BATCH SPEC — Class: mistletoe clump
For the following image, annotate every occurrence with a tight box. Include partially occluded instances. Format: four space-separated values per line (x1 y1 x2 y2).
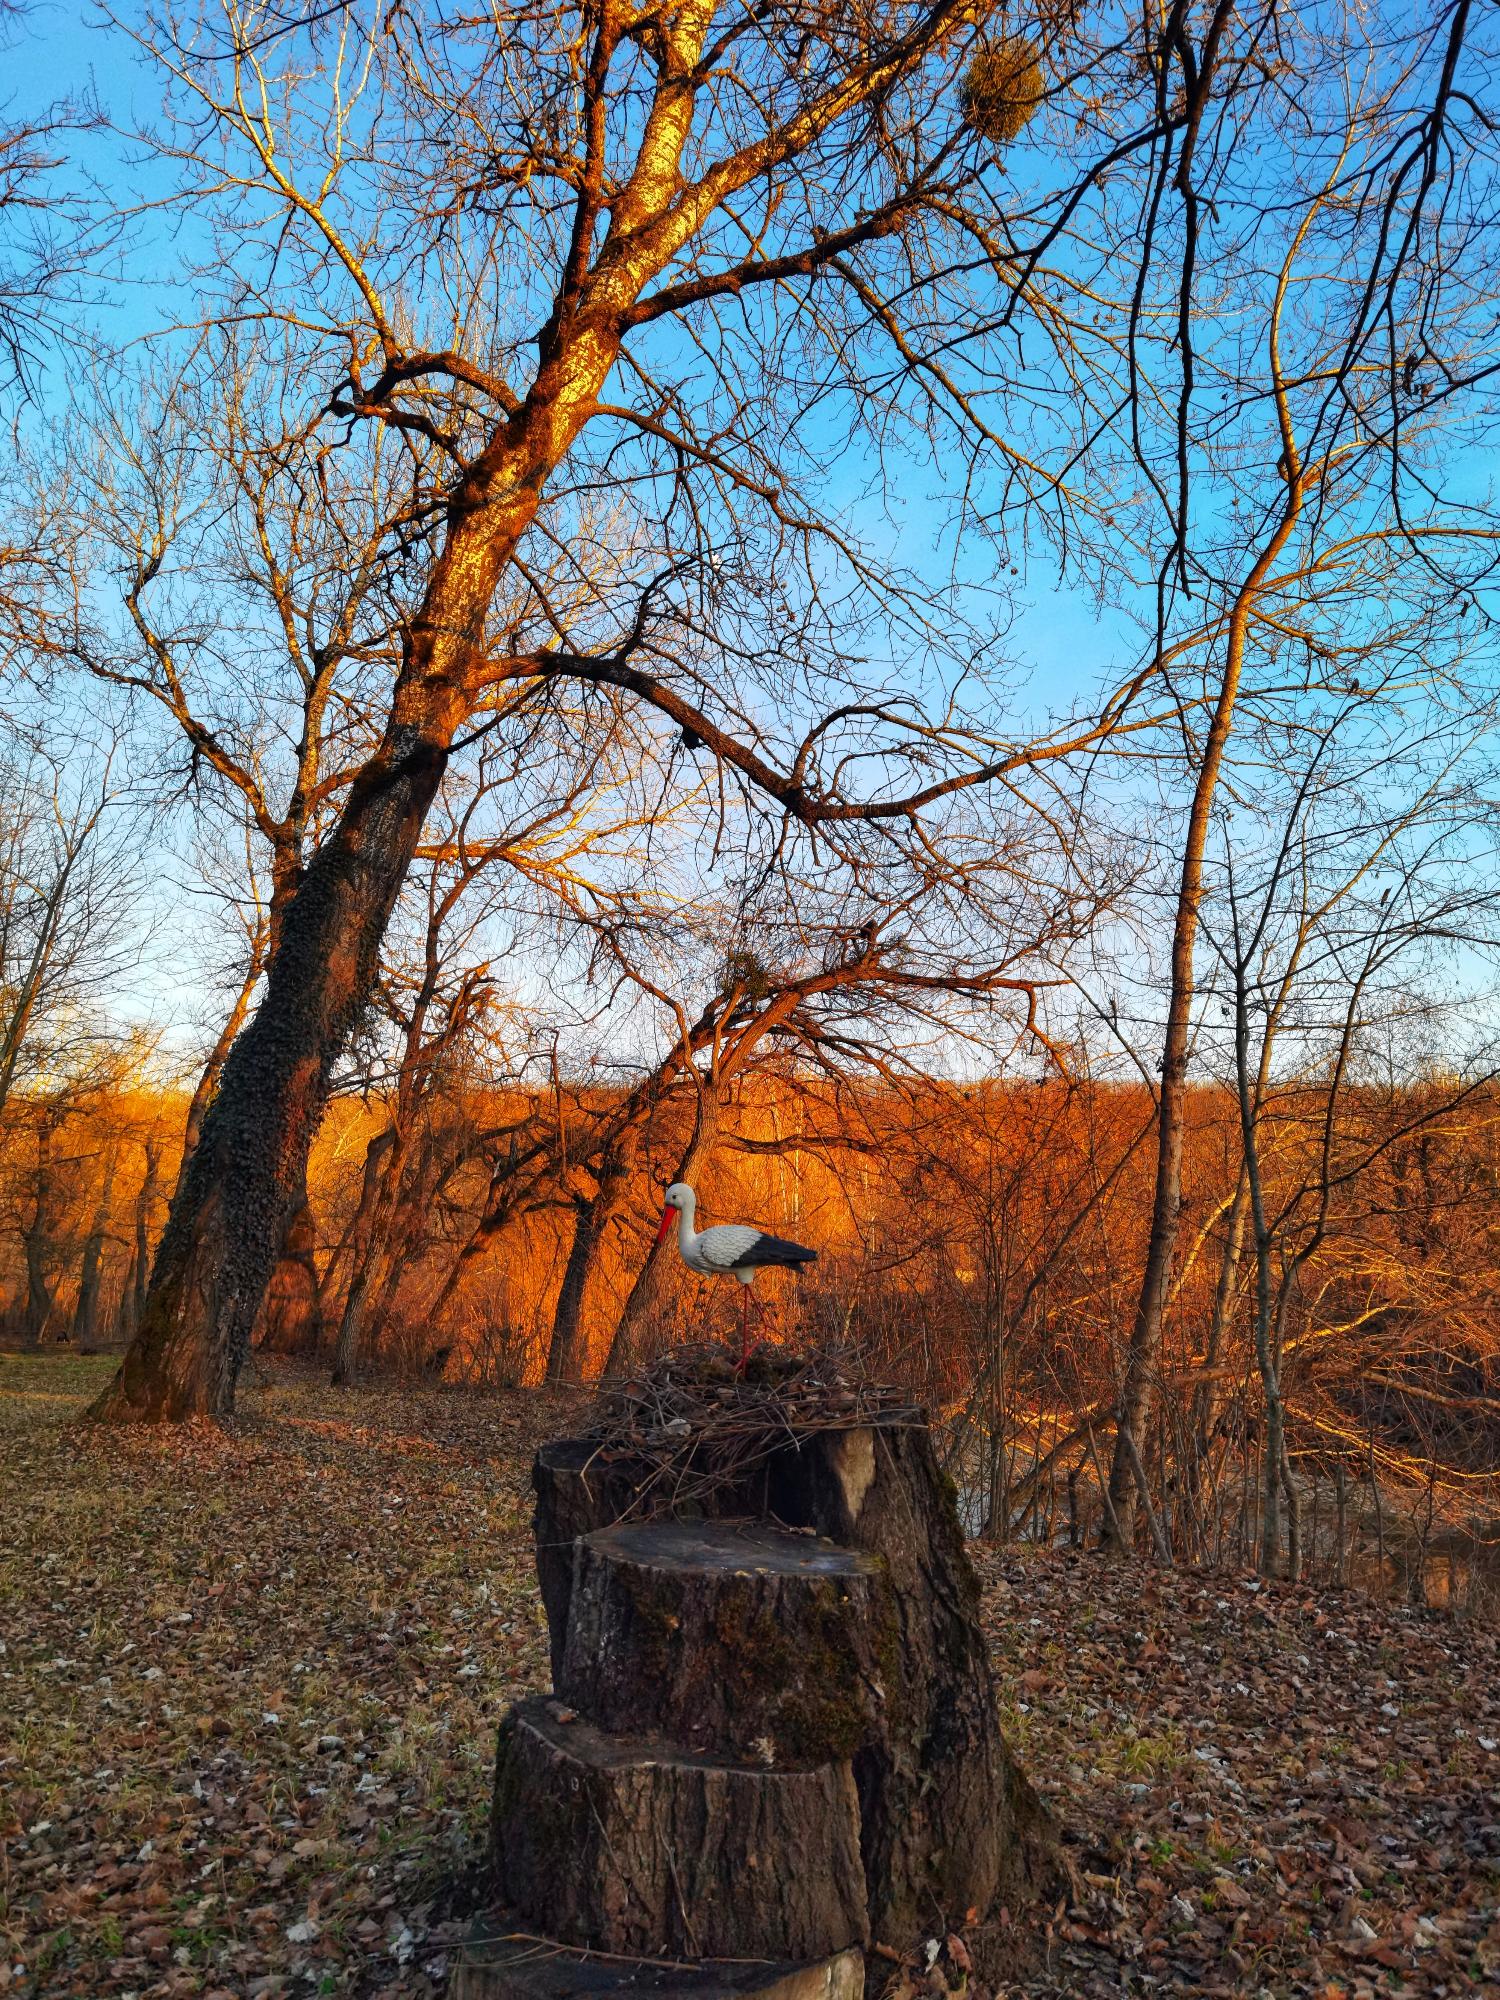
959 34 1043 146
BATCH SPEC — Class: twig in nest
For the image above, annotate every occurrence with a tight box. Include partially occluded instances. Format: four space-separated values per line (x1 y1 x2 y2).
585 1339 918 1520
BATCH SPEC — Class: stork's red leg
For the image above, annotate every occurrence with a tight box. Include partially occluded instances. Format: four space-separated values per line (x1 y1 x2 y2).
738 1286 750 1372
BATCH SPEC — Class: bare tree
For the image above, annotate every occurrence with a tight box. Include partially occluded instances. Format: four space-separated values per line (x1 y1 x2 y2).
0 732 143 1129
1102 1 1500 1541
0 0 100 399
67 0 1171 1421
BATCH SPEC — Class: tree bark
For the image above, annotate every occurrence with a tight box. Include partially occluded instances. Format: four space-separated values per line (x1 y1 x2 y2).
532 1436 654 1683
72 1147 119 1352
767 1424 1056 1935
181 935 265 1169
257 1177 325 1357
492 1698 868 1961
601 1095 718 1380
557 1520 889 1766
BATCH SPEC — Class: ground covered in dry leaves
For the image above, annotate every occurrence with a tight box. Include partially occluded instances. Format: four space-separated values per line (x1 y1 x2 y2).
1 1353 1495 2000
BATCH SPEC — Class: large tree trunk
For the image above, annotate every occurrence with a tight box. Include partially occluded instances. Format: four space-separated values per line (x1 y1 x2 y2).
20 1221 54 1346
84 734 453 1421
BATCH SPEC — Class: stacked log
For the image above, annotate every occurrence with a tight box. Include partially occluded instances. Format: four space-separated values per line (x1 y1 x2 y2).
494 1515 877 1962
461 1377 1057 2000
530 1420 1056 1941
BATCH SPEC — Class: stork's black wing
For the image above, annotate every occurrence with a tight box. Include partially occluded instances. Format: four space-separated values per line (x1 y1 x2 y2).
737 1231 817 1269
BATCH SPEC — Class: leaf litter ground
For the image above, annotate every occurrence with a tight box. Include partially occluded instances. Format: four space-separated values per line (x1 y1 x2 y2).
1 1352 1495 1999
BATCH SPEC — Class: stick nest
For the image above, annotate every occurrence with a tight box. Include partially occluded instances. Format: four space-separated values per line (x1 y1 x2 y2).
960 35 1043 146
585 1341 916 1519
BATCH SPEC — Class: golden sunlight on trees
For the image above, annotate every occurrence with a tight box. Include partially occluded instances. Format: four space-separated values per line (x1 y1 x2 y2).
0 0 1494 1607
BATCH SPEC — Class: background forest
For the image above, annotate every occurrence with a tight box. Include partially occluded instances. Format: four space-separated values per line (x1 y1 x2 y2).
1 0 1499 1608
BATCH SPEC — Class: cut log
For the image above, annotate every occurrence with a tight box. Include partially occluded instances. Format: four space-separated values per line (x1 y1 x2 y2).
451 1931 863 2000
492 1698 868 1961
558 1521 890 1765
763 1424 1058 1940
532 1438 653 1680
526 1420 1059 1942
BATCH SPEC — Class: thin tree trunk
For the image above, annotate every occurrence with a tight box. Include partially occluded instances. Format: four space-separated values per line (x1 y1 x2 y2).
115 1245 138 1343
546 1149 637 1383
362 1201 420 1351
257 1172 325 1357
1197 1167 1248 1431
329 1140 404 1386
20 1115 56 1347
132 1137 161 1335
601 1094 719 1381
321 1125 396 1317
1104 150 1319 1548
1106 517 1308 1545
330 1241 388 1385
1281 1431 1302 1583
72 1147 119 1352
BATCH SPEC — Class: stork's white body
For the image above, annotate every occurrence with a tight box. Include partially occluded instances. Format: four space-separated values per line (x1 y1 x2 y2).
655 1181 817 1361
673 1198 775 1285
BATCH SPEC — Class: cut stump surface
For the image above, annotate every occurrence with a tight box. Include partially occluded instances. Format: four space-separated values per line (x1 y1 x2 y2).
451 1934 864 2000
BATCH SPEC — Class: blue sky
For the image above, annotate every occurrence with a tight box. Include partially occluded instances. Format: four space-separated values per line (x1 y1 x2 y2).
8 1 1500 1085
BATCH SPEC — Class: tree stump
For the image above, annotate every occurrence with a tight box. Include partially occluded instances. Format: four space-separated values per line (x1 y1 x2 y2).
494 1699 868 1961
558 1521 890 1765
532 1437 655 1682
762 1424 1057 1935
525 1420 1056 1942
465 1373 1058 1999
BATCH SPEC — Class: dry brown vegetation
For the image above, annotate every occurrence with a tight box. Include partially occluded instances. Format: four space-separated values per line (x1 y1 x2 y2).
3 1061 1497 1607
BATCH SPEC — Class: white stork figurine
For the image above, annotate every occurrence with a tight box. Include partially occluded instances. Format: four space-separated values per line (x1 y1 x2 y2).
654 1181 817 1365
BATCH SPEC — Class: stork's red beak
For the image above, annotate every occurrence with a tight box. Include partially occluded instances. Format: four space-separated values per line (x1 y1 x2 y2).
655 1204 678 1246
